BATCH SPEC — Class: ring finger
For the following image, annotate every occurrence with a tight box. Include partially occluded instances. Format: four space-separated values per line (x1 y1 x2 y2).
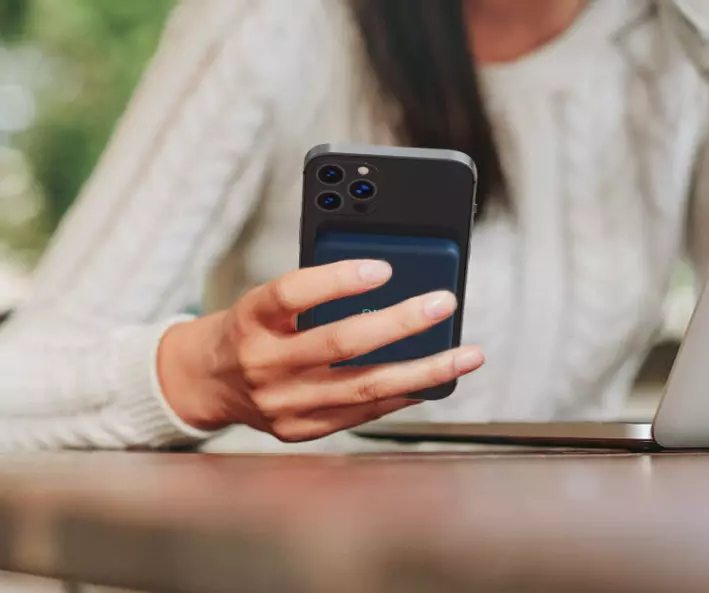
267 290 458 368
261 345 485 414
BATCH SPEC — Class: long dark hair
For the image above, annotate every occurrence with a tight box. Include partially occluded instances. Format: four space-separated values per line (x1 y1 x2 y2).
351 0 505 216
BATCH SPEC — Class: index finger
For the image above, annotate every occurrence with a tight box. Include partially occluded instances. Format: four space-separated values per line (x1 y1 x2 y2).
253 259 392 321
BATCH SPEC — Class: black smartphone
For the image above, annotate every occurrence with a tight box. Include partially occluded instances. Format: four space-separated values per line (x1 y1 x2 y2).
298 144 477 400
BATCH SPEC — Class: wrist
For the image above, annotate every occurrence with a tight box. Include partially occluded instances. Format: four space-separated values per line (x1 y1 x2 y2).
157 312 234 432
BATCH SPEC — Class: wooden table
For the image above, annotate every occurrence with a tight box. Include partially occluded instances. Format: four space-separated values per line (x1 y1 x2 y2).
0 449 708 593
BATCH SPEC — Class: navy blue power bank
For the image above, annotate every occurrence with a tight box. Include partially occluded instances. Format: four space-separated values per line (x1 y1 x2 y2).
313 231 460 367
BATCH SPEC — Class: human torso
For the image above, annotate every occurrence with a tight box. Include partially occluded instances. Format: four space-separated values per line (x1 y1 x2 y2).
209 0 709 425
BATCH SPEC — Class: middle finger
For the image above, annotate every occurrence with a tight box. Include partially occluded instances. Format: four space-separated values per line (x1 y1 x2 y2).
273 290 458 368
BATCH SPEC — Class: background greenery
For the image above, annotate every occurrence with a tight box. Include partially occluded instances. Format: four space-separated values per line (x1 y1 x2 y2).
0 0 173 262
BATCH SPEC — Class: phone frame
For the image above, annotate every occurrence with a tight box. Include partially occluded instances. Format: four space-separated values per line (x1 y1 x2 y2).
298 143 478 399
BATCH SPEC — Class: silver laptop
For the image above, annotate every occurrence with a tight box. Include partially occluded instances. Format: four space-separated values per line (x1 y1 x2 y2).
353 279 709 451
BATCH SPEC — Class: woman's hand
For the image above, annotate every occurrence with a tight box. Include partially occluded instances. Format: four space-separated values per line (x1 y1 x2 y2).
158 260 484 442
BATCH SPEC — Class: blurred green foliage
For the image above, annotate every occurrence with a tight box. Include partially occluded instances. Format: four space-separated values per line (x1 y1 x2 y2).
7 0 173 231
0 0 28 40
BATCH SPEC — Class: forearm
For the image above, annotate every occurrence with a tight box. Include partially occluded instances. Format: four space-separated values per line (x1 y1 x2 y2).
0 315 214 451
0 0 279 451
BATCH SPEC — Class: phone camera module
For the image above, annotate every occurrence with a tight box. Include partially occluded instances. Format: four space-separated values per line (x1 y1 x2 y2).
349 180 376 200
317 165 344 185
316 192 343 212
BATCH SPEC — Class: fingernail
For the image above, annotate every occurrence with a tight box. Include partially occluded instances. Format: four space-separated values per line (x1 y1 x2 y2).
359 261 392 285
454 349 485 374
423 291 457 320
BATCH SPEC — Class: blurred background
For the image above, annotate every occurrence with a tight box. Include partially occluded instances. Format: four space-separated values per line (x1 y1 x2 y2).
0 0 698 413
0 0 173 308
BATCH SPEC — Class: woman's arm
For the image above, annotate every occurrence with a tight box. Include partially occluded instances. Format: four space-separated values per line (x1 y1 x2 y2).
688 141 709 284
0 0 277 450
664 1 709 78
664 1 709 281
0 0 487 450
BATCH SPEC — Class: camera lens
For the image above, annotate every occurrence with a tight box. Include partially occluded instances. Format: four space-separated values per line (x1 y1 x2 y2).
316 192 342 211
318 165 344 184
349 179 376 200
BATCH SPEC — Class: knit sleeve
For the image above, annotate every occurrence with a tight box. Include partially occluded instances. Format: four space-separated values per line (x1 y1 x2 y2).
689 139 709 283
665 1 709 281
0 0 279 450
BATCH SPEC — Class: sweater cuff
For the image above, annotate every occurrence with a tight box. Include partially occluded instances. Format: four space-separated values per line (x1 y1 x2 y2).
112 315 221 449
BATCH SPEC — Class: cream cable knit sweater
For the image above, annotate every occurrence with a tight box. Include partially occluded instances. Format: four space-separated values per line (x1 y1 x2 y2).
1 0 709 451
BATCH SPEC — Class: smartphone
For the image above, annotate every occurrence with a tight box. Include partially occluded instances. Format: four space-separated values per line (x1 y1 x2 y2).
298 144 477 400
